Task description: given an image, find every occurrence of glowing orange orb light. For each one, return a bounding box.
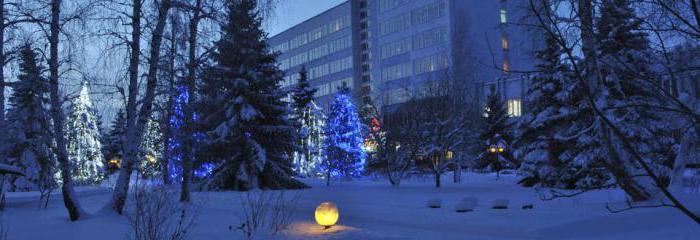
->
[314,202,339,229]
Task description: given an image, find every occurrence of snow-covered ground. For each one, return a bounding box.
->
[3,173,700,239]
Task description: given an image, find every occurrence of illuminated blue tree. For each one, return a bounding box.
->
[322,88,366,184]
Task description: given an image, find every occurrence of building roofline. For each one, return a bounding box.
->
[269,0,349,40]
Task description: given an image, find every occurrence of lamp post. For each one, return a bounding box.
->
[487,141,505,179]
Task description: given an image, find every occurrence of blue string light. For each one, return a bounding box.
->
[321,90,366,178]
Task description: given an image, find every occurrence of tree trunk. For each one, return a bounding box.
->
[180,0,202,203]
[326,163,331,186]
[435,170,441,188]
[453,157,461,183]
[48,0,84,221]
[109,0,172,214]
[601,124,653,202]
[578,0,600,91]
[0,0,7,206]
[670,127,696,191]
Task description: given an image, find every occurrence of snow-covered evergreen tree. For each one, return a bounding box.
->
[592,0,675,200]
[322,88,366,183]
[197,0,306,190]
[474,92,514,177]
[104,109,126,169]
[139,118,163,178]
[5,44,55,191]
[515,35,607,188]
[290,66,323,176]
[65,81,105,184]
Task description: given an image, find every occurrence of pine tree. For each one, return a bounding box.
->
[322,88,366,184]
[139,117,163,178]
[291,66,321,176]
[198,0,306,190]
[5,44,54,191]
[592,0,674,201]
[65,82,105,184]
[475,92,514,178]
[515,35,607,188]
[104,109,126,173]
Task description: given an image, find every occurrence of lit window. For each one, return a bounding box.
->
[507,99,521,117]
[501,37,509,50]
[503,61,510,73]
[500,9,507,24]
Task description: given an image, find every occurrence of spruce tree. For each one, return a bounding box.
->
[514,35,607,188]
[6,44,54,191]
[65,81,105,184]
[592,0,673,200]
[104,109,126,168]
[322,88,366,184]
[198,0,306,190]
[475,92,514,178]
[290,66,320,176]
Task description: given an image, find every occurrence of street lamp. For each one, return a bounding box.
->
[487,141,506,179]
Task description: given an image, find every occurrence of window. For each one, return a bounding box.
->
[411,0,445,25]
[507,99,521,117]
[379,0,408,12]
[290,52,308,67]
[385,88,410,105]
[414,54,448,75]
[329,36,351,53]
[309,64,329,79]
[309,26,327,42]
[381,38,411,59]
[381,13,411,36]
[413,27,446,50]
[289,33,308,49]
[503,60,510,73]
[278,58,290,71]
[500,9,507,24]
[314,77,353,97]
[329,57,353,74]
[308,44,329,61]
[501,37,509,50]
[273,41,289,53]
[381,62,412,81]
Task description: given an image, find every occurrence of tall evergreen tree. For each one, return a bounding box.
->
[65,82,105,184]
[5,44,54,191]
[290,66,321,176]
[197,0,306,190]
[591,0,674,201]
[104,109,126,166]
[474,92,514,178]
[515,35,607,188]
[322,88,366,185]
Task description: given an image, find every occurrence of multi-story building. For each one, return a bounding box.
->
[269,0,541,117]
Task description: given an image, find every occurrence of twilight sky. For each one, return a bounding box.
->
[264,0,346,36]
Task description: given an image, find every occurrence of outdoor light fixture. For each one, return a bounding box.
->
[498,147,504,153]
[489,147,497,153]
[315,202,339,229]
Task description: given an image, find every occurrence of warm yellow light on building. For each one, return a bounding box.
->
[446,151,454,160]
[498,147,504,153]
[489,147,497,153]
[315,202,339,228]
[501,37,509,50]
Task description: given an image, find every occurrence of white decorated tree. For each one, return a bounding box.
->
[65,81,105,184]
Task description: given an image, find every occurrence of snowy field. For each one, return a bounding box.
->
[3,173,700,240]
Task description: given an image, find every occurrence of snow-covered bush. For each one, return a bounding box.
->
[426,198,442,208]
[492,199,509,209]
[126,185,196,240]
[455,197,477,212]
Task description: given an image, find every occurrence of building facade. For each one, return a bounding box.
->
[269,0,541,117]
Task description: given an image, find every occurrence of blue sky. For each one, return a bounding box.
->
[264,0,346,36]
